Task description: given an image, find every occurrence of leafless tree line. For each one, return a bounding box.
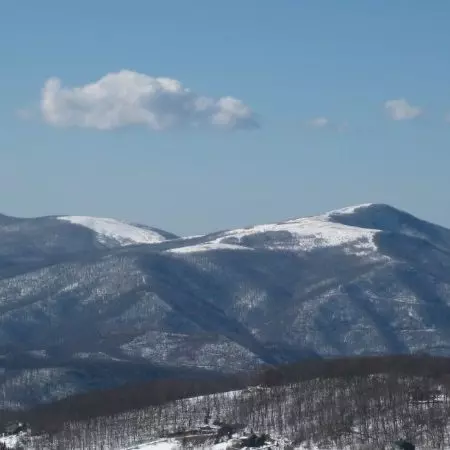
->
[5,355,450,449]
[13,374,450,449]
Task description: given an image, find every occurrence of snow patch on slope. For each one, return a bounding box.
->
[168,242,252,254]
[212,211,382,255]
[125,439,179,450]
[166,206,384,256]
[0,434,22,448]
[58,216,167,246]
[225,216,377,250]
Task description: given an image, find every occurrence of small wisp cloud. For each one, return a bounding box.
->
[304,117,349,133]
[384,98,422,121]
[307,117,329,128]
[40,70,259,131]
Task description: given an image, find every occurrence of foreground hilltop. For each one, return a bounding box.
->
[2,203,450,407]
[4,356,450,449]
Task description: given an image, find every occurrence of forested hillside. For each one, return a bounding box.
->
[3,356,450,449]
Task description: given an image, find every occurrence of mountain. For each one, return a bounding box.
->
[2,203,450,408]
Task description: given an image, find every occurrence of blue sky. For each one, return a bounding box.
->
[1,1,449,235]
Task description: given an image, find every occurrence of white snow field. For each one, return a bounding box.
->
[58,216,169,246]
[169,203,382,255]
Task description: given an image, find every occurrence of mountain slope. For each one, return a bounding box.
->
[0,214,178,274]
[57,216,178,247]
[167,203,383,255]
[2,203,450,407]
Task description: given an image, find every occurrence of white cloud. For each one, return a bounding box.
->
[306,117,329,128]
[40,70,259,131]
[384,98,422,121]
[304,117,349,132]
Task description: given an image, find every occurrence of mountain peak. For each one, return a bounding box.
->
[325,203,409,229]
[326,203,379,216]
[57,215,176,246]
[324,203,450,248]
[326,203,396,216]
[169,203,449,256]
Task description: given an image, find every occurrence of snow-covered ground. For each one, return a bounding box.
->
[0,434,21,448]
[167,242,253,254]
[123,436,283,449]
[220,214,379,251]
[58,216,168,246]
[168,203,384,256]
[125,439,179,450]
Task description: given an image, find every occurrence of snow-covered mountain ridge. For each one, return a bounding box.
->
[57,216,174,246]
[2,203,450,407]
[169,203,384,255]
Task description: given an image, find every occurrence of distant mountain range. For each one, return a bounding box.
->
[2,203,450,408]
